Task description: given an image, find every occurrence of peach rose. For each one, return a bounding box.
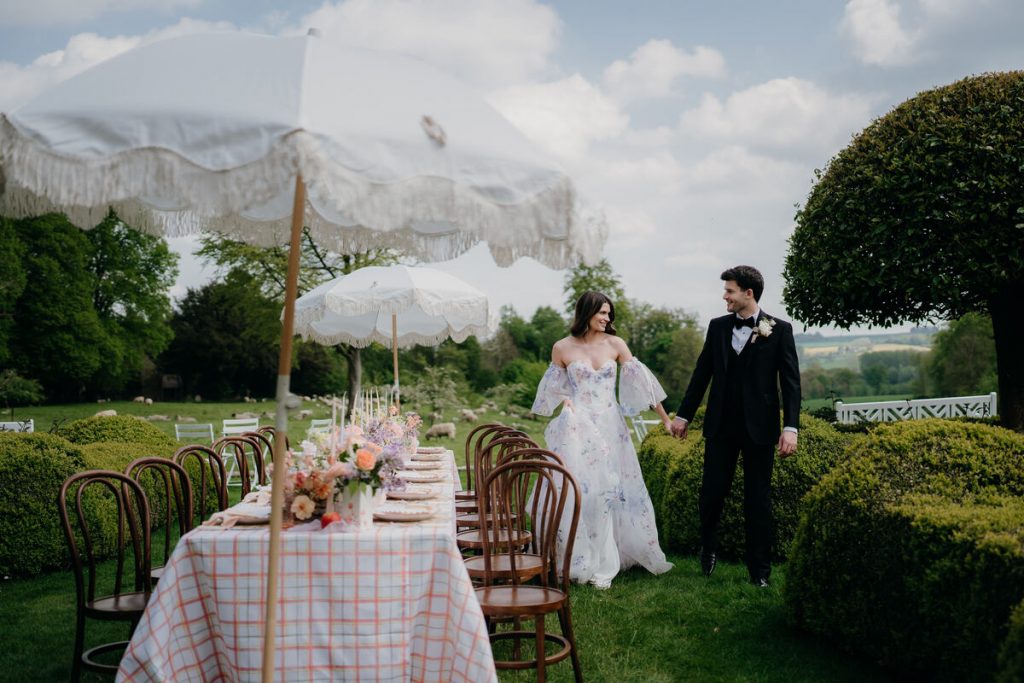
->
[355,448,377,471]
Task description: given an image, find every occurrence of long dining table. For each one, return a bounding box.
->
[117,449,497,682]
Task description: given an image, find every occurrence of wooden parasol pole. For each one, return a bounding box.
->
[263,174,306,683]
[392,313,400,408]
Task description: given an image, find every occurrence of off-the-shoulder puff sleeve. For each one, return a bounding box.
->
[618,358,668,416]
[531,363,571,416]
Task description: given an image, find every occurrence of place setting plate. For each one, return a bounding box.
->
[386,486,439,501]
[411,451,446,461]
[416,446,447,455]
[374,502,435,522]
[403,460,445,470]
[398,470,446,483]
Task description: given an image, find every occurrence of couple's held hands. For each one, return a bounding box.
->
[778,430,797,458]
[670,416,688,440]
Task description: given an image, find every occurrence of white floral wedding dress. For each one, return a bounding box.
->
[532,358,673,587]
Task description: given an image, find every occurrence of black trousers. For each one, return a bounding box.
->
[699,426,775,580]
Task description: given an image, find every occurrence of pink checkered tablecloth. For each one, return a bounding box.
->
[117,450,495,682]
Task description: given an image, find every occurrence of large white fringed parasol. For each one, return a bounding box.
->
[0,29,603,682]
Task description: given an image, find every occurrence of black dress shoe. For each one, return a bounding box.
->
[700,551,717,577]
[751,577,769,588]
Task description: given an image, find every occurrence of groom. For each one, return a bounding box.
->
[670,265,800,587]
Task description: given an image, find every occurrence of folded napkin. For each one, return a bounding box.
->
[203,490,271,528]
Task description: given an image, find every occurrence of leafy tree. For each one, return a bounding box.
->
[928,313,997,397]
[858,351,921,394]
[9,215,108,401]
[530,306,567,359]
[784,72,1024,430]
[86,211,178,395]
[0,369,43,418]
[403,366,460,419]
[0,219,27,366]
[563,258,630,328]
[197,229,396,414]
[160,269,280,399]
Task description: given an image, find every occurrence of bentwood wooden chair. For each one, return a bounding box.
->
[173,445,229,526]
[125,457,193,583]
[59,470,152,681]
[213,435,264,495]
[458,423,508,503]
[242,430,275,471]
[456,434,537,531]
[255,425,290,453]
[475,459,583,683]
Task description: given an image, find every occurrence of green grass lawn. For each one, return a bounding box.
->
[0,402,895,681]
[0,551,893,682]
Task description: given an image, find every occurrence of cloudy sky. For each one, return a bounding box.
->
[2,0,1022,333]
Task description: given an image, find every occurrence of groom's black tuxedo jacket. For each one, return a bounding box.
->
[677,312,801,445]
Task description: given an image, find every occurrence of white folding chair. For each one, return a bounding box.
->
[309,418,332,434]
[174,423,215,443]
[0,419,34,433]
[221,418,260,486]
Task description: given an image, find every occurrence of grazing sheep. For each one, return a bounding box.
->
[95,409,118,417]
[425,422,456,440]
[459,408,478,423]
[144,397,154,405]
[428,412,443,424]
[194,395,203,403]
[147,414,170,422]
[232,411,259,419]
[176,416,197,423]
[297,409,313,419]
[132,396,145,403]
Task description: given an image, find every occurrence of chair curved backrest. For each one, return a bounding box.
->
[125,457,193,573]
[242,430,274,469]
[255,425,290,453]
[462,423,507,491]
[213,435,264,495]
[478,459,580,591]
[173,445,228,524]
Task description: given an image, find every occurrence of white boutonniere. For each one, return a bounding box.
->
[751,317,775,343]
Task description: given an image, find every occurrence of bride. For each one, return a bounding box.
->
[532,291,674,589]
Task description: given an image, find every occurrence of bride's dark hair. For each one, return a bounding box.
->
[570,291,617,337]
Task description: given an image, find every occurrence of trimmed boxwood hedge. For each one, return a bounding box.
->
[637,413,854,561]
[0,433,85,576]
[999,597,1024,683]
[56,415,176,449]
[0,428,183,577]
[785,419,1024,682]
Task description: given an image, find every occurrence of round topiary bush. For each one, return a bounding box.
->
[637,413,853,561]
[57,415,176,449]
[0,433,84,576]
[785,419,1024,682]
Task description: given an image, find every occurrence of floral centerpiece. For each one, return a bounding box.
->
[279,411,421,527]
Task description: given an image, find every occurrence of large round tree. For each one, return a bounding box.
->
[784,71,1024,431]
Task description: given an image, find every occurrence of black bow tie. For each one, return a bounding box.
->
[734,316,756,329]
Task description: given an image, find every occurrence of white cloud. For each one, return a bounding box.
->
[487,75,629,160]
[602,39,725,103]
[681,146,806,201]
[0,18,236,111]
[0,0,202,25]
[294,0,560,87]
[840,0,919,66]
[678,78,872,157]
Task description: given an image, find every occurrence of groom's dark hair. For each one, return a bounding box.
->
[570,291,617,337]
[721,265,764,302]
